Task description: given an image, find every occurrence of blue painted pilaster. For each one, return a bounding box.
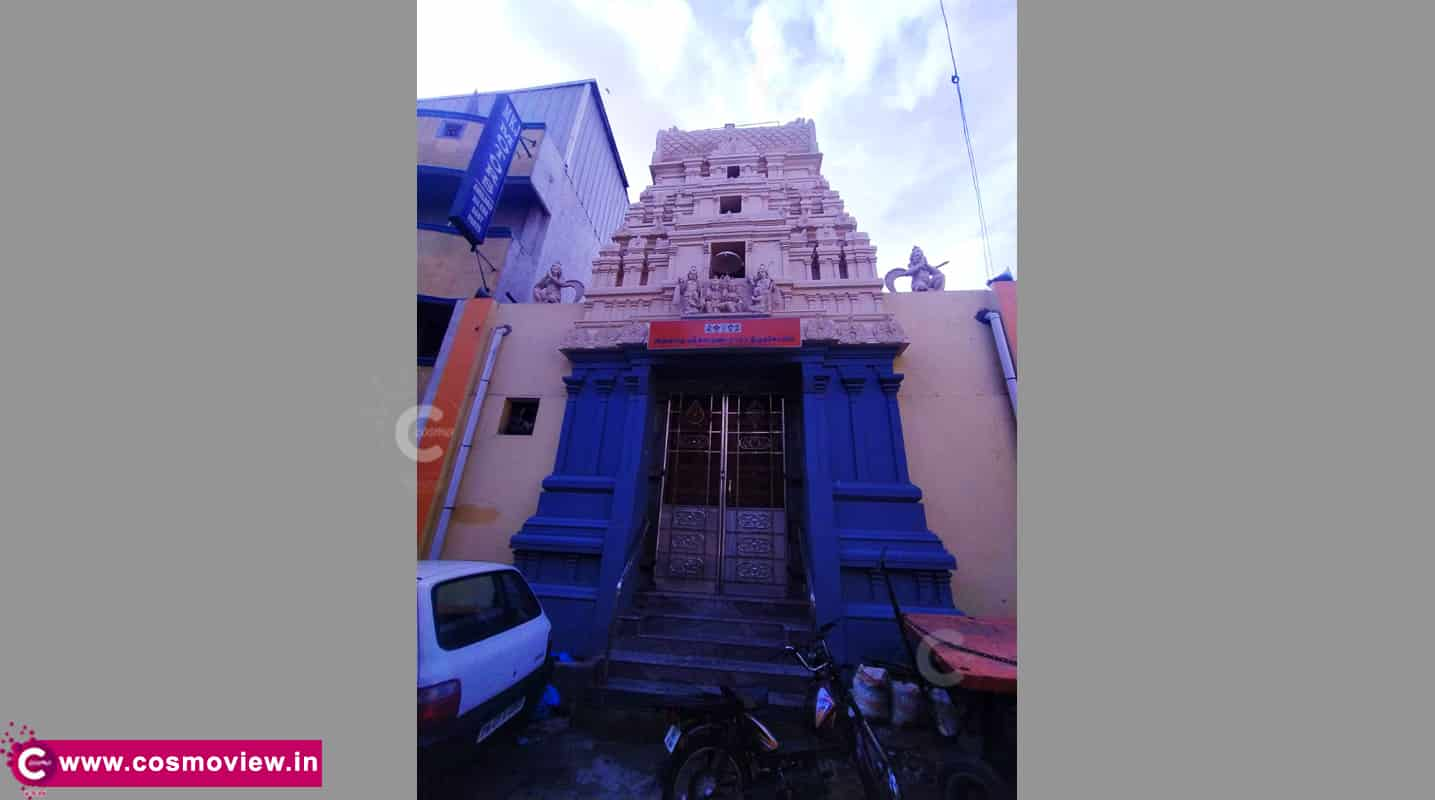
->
[798,358,845,655]
[800,345,960,665]
[590,360,654,654]
[511,348,654,658]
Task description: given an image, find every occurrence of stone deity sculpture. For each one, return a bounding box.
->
[705,275,745,314]
[533,263,586,303]
[749,267,780,313]
[673,267,706,315]
[884,246,949,293]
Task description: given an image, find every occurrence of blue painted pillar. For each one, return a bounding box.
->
[879,374,912,484]
[800,346,959,665]
[512,354,624,657]
[511,349,654,658]
[798,358,846,654]
[589,359,654,654]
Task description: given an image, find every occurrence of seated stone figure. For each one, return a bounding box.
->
[673,267,706,315]
[883,246,949,293]
[704,275,746,314]
[749,267,780,313]
[533,263,586,303]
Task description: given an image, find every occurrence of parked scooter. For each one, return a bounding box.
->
[659,619,902,800]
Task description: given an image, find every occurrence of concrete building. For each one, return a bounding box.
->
[418,80,631,451]
[417,79,629,303]
[418,118,1016,692]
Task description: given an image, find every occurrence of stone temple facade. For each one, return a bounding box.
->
[504,118,962,667]
[561,119,906,349]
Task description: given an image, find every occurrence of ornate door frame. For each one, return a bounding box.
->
[653,391,789,596]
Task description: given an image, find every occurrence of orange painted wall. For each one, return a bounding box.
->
[416,297,493,552]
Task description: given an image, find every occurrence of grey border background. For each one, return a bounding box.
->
[1023,1,1429,796]
[1,2,414,798]
[2,1,1431,798]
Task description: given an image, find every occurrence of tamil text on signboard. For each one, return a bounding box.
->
[448,94,523,247]
[648,318,802,350]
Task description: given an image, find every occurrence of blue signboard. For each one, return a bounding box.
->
[448,93,524,247]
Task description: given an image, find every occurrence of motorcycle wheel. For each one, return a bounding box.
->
[665,745,745,800]
[939,753,1012,800]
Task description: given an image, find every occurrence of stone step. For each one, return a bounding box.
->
[594,677,809,713]
[613,632,796,663]
[616,612,810,645]
[633,591,813,623]
[607,648,815,695]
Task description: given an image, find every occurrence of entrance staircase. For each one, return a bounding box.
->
[596,589,817,711]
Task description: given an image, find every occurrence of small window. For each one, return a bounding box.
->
[438,121,465,139]
[726,166,740,179]
[432,572,523,650]
[501,398,540,436]
[417,296,457,366]
[719,196,742,214]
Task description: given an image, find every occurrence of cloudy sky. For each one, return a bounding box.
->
[417,0,1015,290]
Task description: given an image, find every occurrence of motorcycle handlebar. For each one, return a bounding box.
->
[784,644,829,673]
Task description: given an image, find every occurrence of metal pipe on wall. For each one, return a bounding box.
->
[976,309,1017,419]
[428,323,513,560]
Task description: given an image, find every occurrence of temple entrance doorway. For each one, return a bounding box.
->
[650,368,804,598]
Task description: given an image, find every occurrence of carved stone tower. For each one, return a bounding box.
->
[562,119,906,348]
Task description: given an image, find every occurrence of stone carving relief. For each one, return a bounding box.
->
[533,263,587,303]
[737,510,772,530]
[669,266,782,316]
[883,246,948,293]
[749,268,780,313]
[735,561,772,580]
[736,536,772,556]
[671,533,704,552]
[559,321,648,350]
[655,119,817,162]
[705,276,747,314]
[669,557,704,577]
[799,315,907,345]
[673,508,706,529]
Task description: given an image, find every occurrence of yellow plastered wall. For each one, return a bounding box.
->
[418,228,510,298]
[417,117,543,176]
[438,302,585,563]
[434,295,1016,616]
[888,291,1017,616]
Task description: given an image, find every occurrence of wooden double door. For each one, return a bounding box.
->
[653,392,790,597]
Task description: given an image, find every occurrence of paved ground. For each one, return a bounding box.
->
[417,705,872,799]
[418,708,667,800]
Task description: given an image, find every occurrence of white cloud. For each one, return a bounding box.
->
[416,0,1017,287]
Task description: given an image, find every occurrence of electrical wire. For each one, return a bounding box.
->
[939,0,997,281]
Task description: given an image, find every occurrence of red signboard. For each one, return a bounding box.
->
[648,318,801,350]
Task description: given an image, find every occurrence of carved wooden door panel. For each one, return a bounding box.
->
[719,393,788,597]
[654,394,723,593]
[655,392,788,596]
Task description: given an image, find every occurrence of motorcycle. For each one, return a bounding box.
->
[659,620,903,800]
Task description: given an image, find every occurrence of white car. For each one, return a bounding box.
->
[417,561,552,751]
